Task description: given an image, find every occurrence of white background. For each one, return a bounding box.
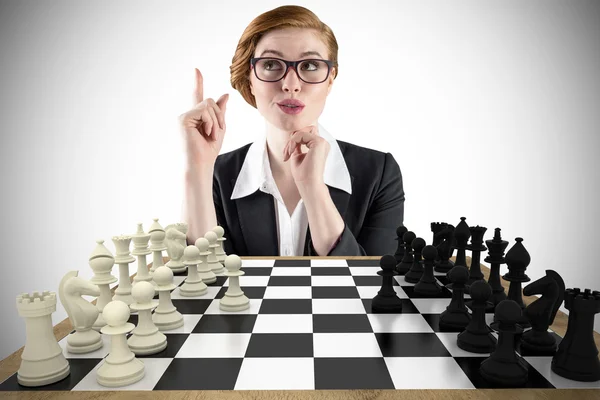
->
[1,0,599,361]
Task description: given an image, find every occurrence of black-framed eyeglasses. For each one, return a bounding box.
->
[250,57,334,84]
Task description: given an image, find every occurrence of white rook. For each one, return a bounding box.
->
[16,291,70,387]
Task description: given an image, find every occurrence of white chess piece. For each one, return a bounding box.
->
[16,291,70,387]
[212,225,227,263]
[127,281,167,355]
[132,223,153,285]
[58,271,103,354]
[194,237,217,284]
[89,239,117,331]
[97,300,145,387]
[180,246,208,296]
[149,218,167,274]
[172,222,189,247]
[204,231,224,274]
[112,235,135,305]
[219,255,249,312]
[152,266,184,331]
[165,227,187,274]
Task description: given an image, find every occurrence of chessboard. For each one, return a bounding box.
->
[1,256,599,397]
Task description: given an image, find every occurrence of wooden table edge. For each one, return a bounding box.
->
[1,255,599,397]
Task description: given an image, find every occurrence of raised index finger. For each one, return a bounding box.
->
[194,68,204,106]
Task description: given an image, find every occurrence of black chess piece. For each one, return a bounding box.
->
[394,225,408,264]
[404,237,425,283]
[465,225,487,292]
[480,300,528,386]
[457,280,497,353]
[464,227,494,312]
[551,288,600,382]
[449,217,471,275]
[520,270,565,355]
[396,231,416,275]
[372,254,403,313]
[414,245,442,295]
[439,265,471,332]
[497,238,531,329]
[431,222,449,266]
[434,224,455,273]
[484,228,509,307]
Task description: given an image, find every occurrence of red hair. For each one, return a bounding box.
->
[230,5,339,109]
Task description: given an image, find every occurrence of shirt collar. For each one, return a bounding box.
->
[231,123,352,200]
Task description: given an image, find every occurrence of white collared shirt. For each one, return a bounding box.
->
[230,123,352,256]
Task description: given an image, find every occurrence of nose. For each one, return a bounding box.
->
[281,65,301,92]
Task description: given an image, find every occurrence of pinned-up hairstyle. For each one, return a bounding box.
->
[230,5,339,109]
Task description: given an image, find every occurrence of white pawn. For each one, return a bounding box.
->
[195,237,217,284]
[58,271,103,354]
[97,300,145,387]
[204,231,224,274]
[152,266,184,331]
[180,246,208,296]
[220,255,249,312]
[128,281,167,355]
[212,225,227,263]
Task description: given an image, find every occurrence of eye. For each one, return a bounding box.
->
[300,61,319,71]
[262,59,283,70]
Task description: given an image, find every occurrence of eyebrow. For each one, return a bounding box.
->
[259,49,323,58]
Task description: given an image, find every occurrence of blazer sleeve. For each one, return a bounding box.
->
[212,173,238,255]
[307,151,405,256]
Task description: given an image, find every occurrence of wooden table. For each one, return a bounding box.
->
[1,256,599,400]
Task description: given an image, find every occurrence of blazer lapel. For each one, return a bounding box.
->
[232,178,279,256]
[303,177,354,255]
[233,176,354,256]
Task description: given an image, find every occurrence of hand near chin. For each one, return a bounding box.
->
[282,125,330,189]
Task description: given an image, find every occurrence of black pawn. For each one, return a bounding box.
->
[435,225,455,273]
[498,238,531,329]
[439,265,472,332]
[396,231,416,275]
[465,225,488,291]
[414,245,442,295]
[484,228,509,307]
[551,288,600,382]
[457,280,497,353]
[520,270,565,355]
[394,225,408,264]
[404,237,426,283]
[372,254,403,313]
[480,300,528,386]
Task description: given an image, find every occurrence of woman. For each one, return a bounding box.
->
[180,5,405,256]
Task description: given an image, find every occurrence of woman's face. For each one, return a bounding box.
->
[250,27,335,133]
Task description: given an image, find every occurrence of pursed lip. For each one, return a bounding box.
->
[277,99,305,107]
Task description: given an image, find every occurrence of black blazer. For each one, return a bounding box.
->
[212,139,405,256]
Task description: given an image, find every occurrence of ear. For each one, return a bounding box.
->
[327,68,335,95]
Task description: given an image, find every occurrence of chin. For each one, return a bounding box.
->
[275,117,308,132]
